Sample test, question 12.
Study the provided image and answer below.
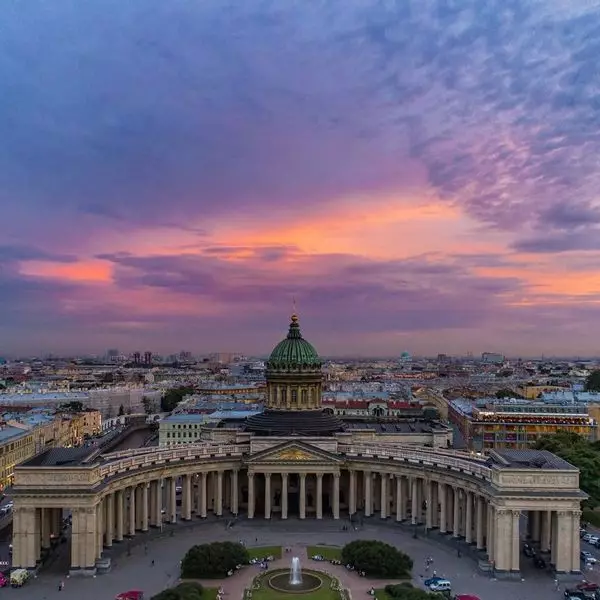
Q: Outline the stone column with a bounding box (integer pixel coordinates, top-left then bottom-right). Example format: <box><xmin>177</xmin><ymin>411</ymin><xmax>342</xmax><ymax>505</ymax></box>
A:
<box><xmin>487</xmin><ymin>505</ymin><xmax>495</xmax><ymax>562</ymax></box>
<box><xmin>431</xmin><ymin>481</ymin><xmax>439</xmax><ymax>528</ymax></box>
<box><xmin>453</xmin><ymin>487</ymin><xmax>460</xmax><ymax>536</ymax></box>
<box><xmin>380</xmin><ymin>475</ymin><xmax>388</xmax><ymax>519</ymax></box>
<box><xmin>248</xmin><ymin>472</ymin><xmax>255</xmax><ymax>519</ymax></box>
<box><xmin>476</xmin><ymin>496</ymin><xmax>484</xmax><ymax>549</ymax></box>
<box><xmin>494</xmin><ymin>509</ymin><xmax>512</xmax><ymax>572</ymax></box>
<box><xmin>264</xmin><ymin>473</ymin><xmax>271</xmax><ymax>519</ymax></box>
<box><xmin>396</xmin><ymin>476</ymin><xmax>404</xmax><ymax>521</ymax></box>
<box><xmin>364</xmin><ymin>471</ymin><xmax>372</xmax><ymax>516</ymax></box>
<box><xmin>333</xmin><ymin>473</ymin><xmax>340</xmax><ymax>520</ymax></box>
<box><xmin>11</xmin><ymin>507</ymin><xmax>24</xmax><ymax>568</ymax></box>
<box><xmin>129</xmin><ymin>487</ymin><xmax>136</xmax><ymax>537</ymax></box>
<box><xmin>105</xmin><ymin>493</ymin><xmax>114</xmax><ymax>546</ymax></box>
<box><xmin>281</xmin><ymin>473</ymin><xmax>289</xmax><ymax>519</ymax></box>
<box><xmin>182</xmin><ymin>475</ymin><xmax>192</xmax><ymax>520</ymax></box>
<box><xmin>316</xmin><ymin>474</ymin><xmax>323</xmax><ymax>519</ymax></box>
<box><xmin>511</xmin><ymin>510</ymin><xmax>520</xmax><ymax>572</ymax></box>
<box><xmin>170</xmin><ymin>478</ymin><xmax>177</xmax><ymax>523</ymax></box>
<box><xmin>411</xmin><ymin>477</ymin><xmax>418</xmax><ymax>525</ymax></box>
<box><xmin>141</xmin><ymin>484</ymin><xmax>149</xmax><ymax>531</ymax></box>
<box><xmin>151</xmin><ymin>480</ymin><xmax>160</xmax><ymax>527</ymax></box>
<box><xmin>231</xmin><ymin>470</ymin><xmax>239</xmax><ymax>515</ymax></box>
<box><xmin>425</xmin><ymin>480</ymin><xmax>433</xmax><ymax>528</ymax></box>
<box><xmin>531</xmin><ymin>510</ymin><xmax>541</xmax><ymax>543</ymax></box>
<box><xmin>215</xmin><ymin>471</ymin><xmax>223</xmax><ymax>516</ymax></box>
<box><xmin>96</xmin><ymin>501</ymin><xmax>104</xmax><ymax>559</ymax></box>
<box><xmin>116</xmin><ymin>490</ymin><xmax>124</xmax><ymax>541</ymax></box>
<box><xmin>541</xmin><ymin>510</ymin><xmax>551</xmax><ymax>553</ymax></box>
<box><xmin>349</xmin><ymin>470</ymin><xmax>357</xmax><ymax>515</ymax></box>
<box><xmin>571</xmin><ymin>510</ymin><xmax>582</xmax><ymax>572</ymax></box>
<box><xmin>439</xmin><ymin>483</ymin><xmax>447</xmax><ymax>533</ymax></box>
<box><xmin>465</xmin><ymin>491</ymin><xmax>473</xmax><ymax>543</ymax></box>
<box><xmin>299</xmin><ymin>473</ymin><xmax>306</xmax><ymax>519</ymax></box>
<box><xmin>556</xmin><ymin>511</ymin><xmax>572</xmax><ymax>572</ymax></box>
<box><xmin>200</xmin><ymin>473</ymin><xmax>208</xmax><ymax>518</ymax></box>
<box><xmin>135</xmin><ymin>486</ymin><xmax>143</xmax><ymax>530</ymax></box>
<box><xmin>73</xmin><ymin>507</ymin><xmax>97</xmax><ymax>570</ymax></box>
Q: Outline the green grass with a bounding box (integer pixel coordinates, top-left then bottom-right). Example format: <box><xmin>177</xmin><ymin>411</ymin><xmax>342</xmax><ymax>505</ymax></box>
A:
<box><xmin>306</xmin><ymin>545</ymin><xmax>342</xmax><ymax>561</ymax></box>
<box><xmin>249</xmin><ymin>571</ymin><xmax>339</xmax><ymax>600</ymax></box>
<box><xmin>247</xmin><ymin>545</ymin><xmax>283</xmax><ymax>560</ymax></box>
<box><xmin>203</xmin><ymin>588</ymin><xmax>220</xmax><ymax>600</ymax></box>
<box><xmin>583</xmin><ymin>508</ymin><xmax>600</xmax><ymax>528</ymax></box>
<box><xmin>374</xmin><ymin>590</ymin><xmax>392</xmax><ymax>600</ymax></box>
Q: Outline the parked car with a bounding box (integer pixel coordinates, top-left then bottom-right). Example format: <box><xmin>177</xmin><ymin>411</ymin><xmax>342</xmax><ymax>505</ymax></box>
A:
<box><xmin>577</xmin><ymin>583</ymin><xmax>599</xmax><ymax>592</ymax></box>
<box><xmin>0</xmin><ymin>573</ymin><xmax>8</xmax><ymax>588</ymax></box>
<box><xmin>583</xmin><ymin>534</ymin><xmax>599</xmax><ymax>545</ymax></box>
<box><xmin>581</xmin><ymin>551</ymin><xmax>597</xmax><ymax>564</ymax></box>
<box><xmin>428</xmin><ymin>580</ymin><xmax>452</xmax><ymax>592</ymax></box>
<box><xmin>424</xmin><ymin>577</ymin><xmax>445</xmax><ymax>587</ymax></box>
<box><xmin>565</xmin><ymin>590</ymin><xmax>588</xmax><ymax>600</ymax></box>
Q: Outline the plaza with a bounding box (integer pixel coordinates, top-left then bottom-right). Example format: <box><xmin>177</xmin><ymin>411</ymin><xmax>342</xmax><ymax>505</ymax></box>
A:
<box><xmin>22</xmin><ymin>519</ymin><xmax>580</xmax><ymax>600</ymax></box>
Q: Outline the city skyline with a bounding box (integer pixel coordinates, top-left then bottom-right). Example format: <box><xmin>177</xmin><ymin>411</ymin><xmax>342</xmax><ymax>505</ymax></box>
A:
<box><xmin>2</xmin><ymin>1</ymin><xmax>600</xmax><ymax>357</ymax></box>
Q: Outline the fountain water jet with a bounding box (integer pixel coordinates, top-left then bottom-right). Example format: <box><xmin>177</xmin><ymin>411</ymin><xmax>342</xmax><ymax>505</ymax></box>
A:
<box><xmin>290</xmin><ymin>556</ymin><xmax>302</xmax><ymax>585</ymax></box>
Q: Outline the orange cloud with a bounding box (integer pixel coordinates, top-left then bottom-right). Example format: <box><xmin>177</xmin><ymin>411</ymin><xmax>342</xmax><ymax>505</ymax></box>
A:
<box><xmin>19</xmin><ymin>260</ymin><xmax>113</xmax><ymax>283</ymax></box>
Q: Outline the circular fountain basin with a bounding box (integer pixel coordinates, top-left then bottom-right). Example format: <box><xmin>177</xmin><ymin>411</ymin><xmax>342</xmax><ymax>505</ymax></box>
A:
<box><xmin>267</xmin><ymin>569</ymin><xmax>323</xmax><ymax>594</ymax></box>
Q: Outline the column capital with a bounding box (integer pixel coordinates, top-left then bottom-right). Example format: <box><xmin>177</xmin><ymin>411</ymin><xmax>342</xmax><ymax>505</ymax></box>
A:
<box><xmin>572</xmin><ymin>510</ymin><xmax>582</xmax><ymax>517</ymax></box>
<box><xmin>248</xmin><ymin>471</ymin><xmax>254</xmax><ymax>480</ymax></box>
<box><xmin>316</xmin><ymin>473</ymin><xmax>323</xmax><ymax>480</ymax></box>
<box><xmin>264</xmin><ymin>472</ymin><xmax>271</xmax><ymax>480</ymax></box>
<box><xmin>299</xmin><ymin>472</ymin><xmax>307</xmax><ymax>480</ymax></box>
<box><xmin>333</xmin><ymin>472</ymin><xmax>340</xmax><ymax>479</ymax></box>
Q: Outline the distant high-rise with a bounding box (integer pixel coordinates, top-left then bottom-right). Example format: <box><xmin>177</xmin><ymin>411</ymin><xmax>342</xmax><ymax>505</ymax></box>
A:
<box><xmin>144</xmin><ymin>351</ymin><xmax>152</xmax><ymax>365</ymax></box>
<box><xmin>482</xmin><ymin>352</ymin><xmax>504</xmax><ymax>364</ymax></box>
<box><xmin>107</xmin><ymin>349</ymin><xmax>119</xmax><ymax>362</ymax></box>
<box><xmin>133</xmin><ymin>351</ymin><xmax>141</xmax><ymax>364</ymax></box>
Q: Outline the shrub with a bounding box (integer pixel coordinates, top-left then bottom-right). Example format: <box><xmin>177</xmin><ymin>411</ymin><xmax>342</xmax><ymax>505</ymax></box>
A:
<box><xmin>151</xmin><ymin>583</ymin><xmax>204</xmax><ymax>600</ymax></box>
<box><xmin>341</xmin><ymin>540</ymin><xmax>413</xmax><ymax>578</ymax></box>
<box><xmin>583</xmin><ymin>509</ymin><xmax>600</xmax><ymax>528</ymax></box>
<box><xmin>181</xmin><ymin>541</ymin><xmax>249</xmax><ymax>579</ymax></box>
<box><xmin>385</xmin><ymin>584</ymin><xmax>437</xmax><ymax>600</ymax></box>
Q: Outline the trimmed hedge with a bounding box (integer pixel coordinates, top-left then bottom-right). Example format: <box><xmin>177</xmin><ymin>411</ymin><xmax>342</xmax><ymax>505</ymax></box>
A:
<box><xmin>385</xmin><ymin>583</ymin><xmax>440</xmax><ymax>600</ymax></box>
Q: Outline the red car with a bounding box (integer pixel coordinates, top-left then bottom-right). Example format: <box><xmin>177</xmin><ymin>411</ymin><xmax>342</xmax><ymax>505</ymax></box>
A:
<box><xmin>577</xmin><ymin>584</ymin><xmax>599</xmax><ymax>592</ymax></box>
<box><xmin>0</xmin><ymin>574</ymin><xmax>8</xmax><ymax>588</ymax></box>
<box><xmin>116</xmin><ymin>592</ymin><xmax>144</xmax><ymax>600</ymax></box>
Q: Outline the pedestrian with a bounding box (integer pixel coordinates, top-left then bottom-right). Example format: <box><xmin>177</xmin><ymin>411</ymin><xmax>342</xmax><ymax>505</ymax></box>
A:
<box><xmin>144</xmin><ymin>543</ymin><xmax>148</xmax><ymax>555</ymax></box>
<box><xmin>425</xmin><ymin>562</ymin><xmax>429</xmax><ymax>572</ymax></box>
<box><xmin>151</xmin><ymin>559</ymin><xmax>155</xmax><ymax>567</ymax></box>
<box><xmin>554</xmin><ymin>579</ymin><xmax>559</xmax><ymax>591</ymax></box>
<box><xmin>432</xmin><ymin>570</ymin><xmax>437</xmax><ymax>577</ymax></box>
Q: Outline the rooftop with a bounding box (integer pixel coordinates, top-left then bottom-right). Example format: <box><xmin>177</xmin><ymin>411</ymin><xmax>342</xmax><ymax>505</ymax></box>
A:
<box><xmin>490</xmin><ymin>449</ymin><xmax>577</xmax><ymax>471</ymax></box>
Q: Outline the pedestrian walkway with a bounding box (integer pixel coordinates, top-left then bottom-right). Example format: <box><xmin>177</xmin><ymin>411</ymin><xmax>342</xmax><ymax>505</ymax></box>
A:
<box><xmin>22</xmin><ymin>521</ymin><xmax>577</xmax><ymax>600</ymax></box>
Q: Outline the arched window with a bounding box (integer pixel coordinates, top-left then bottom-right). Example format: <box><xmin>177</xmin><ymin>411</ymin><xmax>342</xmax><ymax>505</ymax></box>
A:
<box><xmin>291</xmin><ymin>389</ymin><xmax>298</xmax><ymax>404</ymax></box>
<box><xmin>301</xmin><ymin>389</ymin><xmax>308</xmax><ymax>405</ymax></box>
<box><xmin>280</xmin><ymin>387</ymin><xmax>287</xmax><ymax>404</ymax></box>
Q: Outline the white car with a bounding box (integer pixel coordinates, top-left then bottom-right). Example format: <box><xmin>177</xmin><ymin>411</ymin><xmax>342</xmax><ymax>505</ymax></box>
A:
<box><xmin>581</xmin><ymin>551</ymin><xmax>597</xmax><ymax>564</ymax></box>
<box><xmin>584</xmin><ymin>534</ymin><xmax>599</xmax><ymax>545</ymax></box>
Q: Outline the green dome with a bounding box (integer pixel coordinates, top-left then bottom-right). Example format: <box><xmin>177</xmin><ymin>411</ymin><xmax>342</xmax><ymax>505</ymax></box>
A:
<box><xmin>267</xmin><ymin>314</ymin><xmax>321</xmax><ymax>369</ymax></box>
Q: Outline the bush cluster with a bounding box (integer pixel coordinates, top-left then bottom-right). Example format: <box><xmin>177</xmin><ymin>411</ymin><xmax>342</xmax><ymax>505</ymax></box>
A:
<box><xmin>152</xmin><ymin>582</ymin><xmax>204</xmax><ymax>600</ymax></box>
<box><xmin>341</xmin><ymin>540</ymin><xmax>413</xmax><ymax>578</ymax></box>
<box><xmin>385</xmin><ymin>583</ymin><xmax>439</xmax><ymax>600</ymax></box>
<box><xmin>181</xmin><ymin>541</ymin><xmax>249</xmax><ymax>579</ymax></box>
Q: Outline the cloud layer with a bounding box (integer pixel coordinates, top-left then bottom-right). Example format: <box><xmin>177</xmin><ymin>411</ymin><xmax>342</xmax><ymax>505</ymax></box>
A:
<box><xmin>2</xmin><ymin>0</ymin><xmax>600</xmax><ymax>356</ymax></box>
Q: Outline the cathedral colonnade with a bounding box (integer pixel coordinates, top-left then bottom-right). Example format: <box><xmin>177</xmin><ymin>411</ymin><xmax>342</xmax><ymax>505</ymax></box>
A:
<box><xmin>10</xmin><ymin>442</ymin><xmax>585</xmax><ymax>579</ymax></box>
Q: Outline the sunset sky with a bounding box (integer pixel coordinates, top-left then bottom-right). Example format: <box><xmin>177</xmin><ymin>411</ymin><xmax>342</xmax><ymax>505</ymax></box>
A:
<box><xmin>2</xmin><ymin>0</ymin><xmax>600</xmax><ymax>358</ymax></box>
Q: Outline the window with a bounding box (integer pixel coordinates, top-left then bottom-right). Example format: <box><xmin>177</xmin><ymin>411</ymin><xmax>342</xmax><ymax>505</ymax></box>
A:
<box><xmin>291</xmin><ymin>389</ymin><xmax>297</xmax><ymax>403</ymax></box>
<box><xmin>301</xmin><ymin>389</ymin><xmax>308</xmax><ymax>404</ymax></box>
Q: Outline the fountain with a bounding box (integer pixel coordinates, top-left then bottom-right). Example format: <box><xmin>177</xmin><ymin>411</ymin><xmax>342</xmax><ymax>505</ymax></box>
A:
<box><xmin>290</xmin><ymin>557</ymin><xmax>302</xmax><ymax>586</ymax></box>
<box><xmin>267</xmin><ymin>557</ymin><xmax>323</xmax><ymax>593</ymax></box>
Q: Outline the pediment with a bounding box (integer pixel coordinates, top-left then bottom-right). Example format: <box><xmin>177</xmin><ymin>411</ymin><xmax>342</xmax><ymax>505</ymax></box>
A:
<box><xmin>246</xmin><ymin>441</ymin><xmax>342</xmax><ymax>464</ymax></box>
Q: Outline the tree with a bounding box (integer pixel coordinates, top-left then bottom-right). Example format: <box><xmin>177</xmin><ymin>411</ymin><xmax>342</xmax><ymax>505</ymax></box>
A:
<box><xmin>585</xmin><ymin>370</ymin><xmax>600</xmax><ymax>392</ymax></box>
<box><xmin>535</xmin><ymin>431</ymin><xmax>600</xmax><ymax>507</ymax></box>
<box><xmin>142</xmin><ymin>396</ymin><xmax>153</xmax><ymax>414</ymax></box>
<box><xmin>161</xmin><ymin>386</ymin><xmax>195</xmax><ymax>412</ymax></box>
<box><xmin>118</xmin><ymin>404</ymin><xmax>125</xmax><ymax>416</ymax></box>
<box><xmin>181</xmin><ymin>542</ymin><xmax>249</xmax><ymax>579</ymax></box>
<box><xmin>495</xmin><ymin>388</ymin><xmax>523</xmax><ymax>399</ymax></box>
<box><xmin>341</xmin><ymin>540</ymin><xmax>413</xmax><ymax>578</ymax></box>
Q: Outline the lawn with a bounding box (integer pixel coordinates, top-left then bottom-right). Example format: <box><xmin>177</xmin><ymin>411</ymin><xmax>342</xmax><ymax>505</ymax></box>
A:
<box><xmin>204</xmin><ymin>588</ymin><xmax>220</xmax><ymax>600</ymax></box>
<box><xmin>306</xmin><ymin>545</ymin><xmax>342</xmax><ymax>561</ymax></box>
<box><xmin>247</xmin><ymin>545</ymin><xmax>283</xmax><ymax>560</ymax></box>
<box><xmin>249</xmin><ymin>571</ymin><xmax>340</xmax><ymax>600</ymax></box>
